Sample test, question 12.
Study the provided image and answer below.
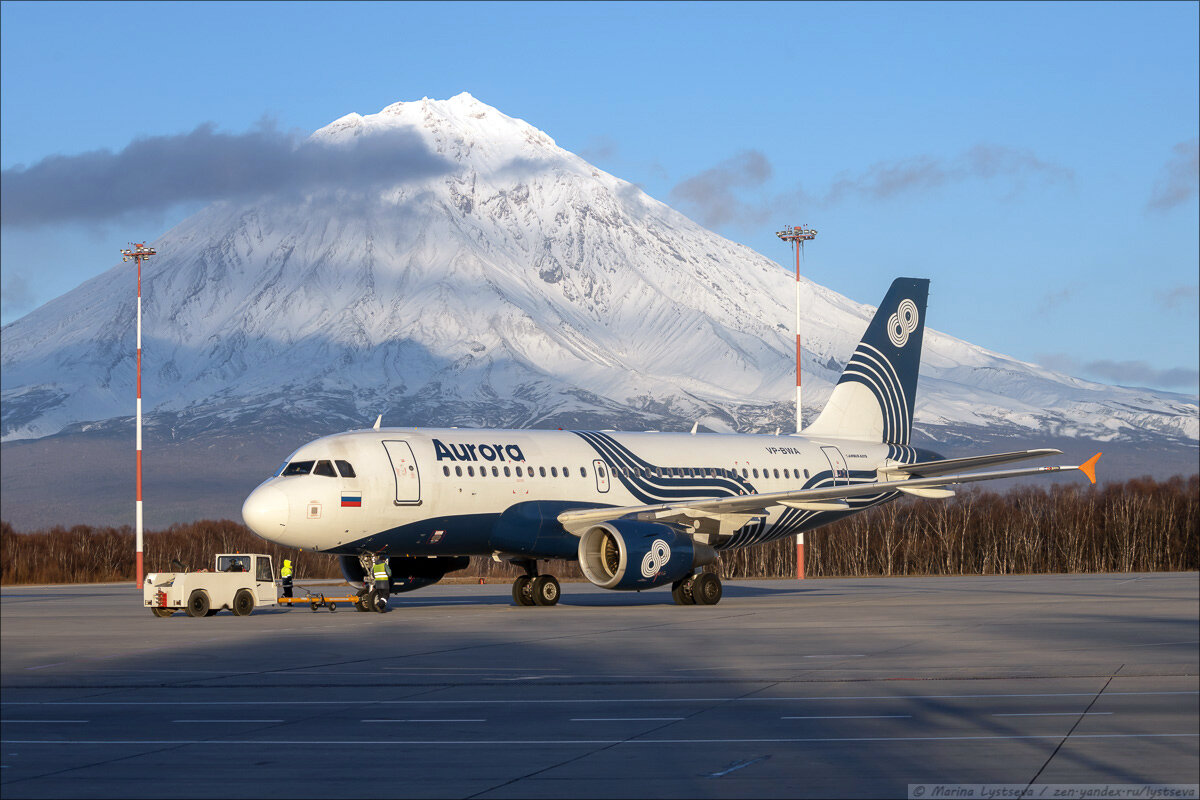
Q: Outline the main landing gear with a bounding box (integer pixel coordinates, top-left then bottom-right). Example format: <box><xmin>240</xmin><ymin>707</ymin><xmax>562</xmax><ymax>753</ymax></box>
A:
<box><xmin>512</xmin><ymin>561</ymin><xmax>560</xmax><ymax>606</ymax></box>
<box><xmin>672</xmin><ymin>572</ymin><xmax>723</xmax><ymax>605</ymax></box>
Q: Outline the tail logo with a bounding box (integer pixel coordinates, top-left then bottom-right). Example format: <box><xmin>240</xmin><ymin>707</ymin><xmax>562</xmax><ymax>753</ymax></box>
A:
<box><xmin>887</xmin><ymin>299</ymin><xmax>920</xmax><ymax>348</ymax></box>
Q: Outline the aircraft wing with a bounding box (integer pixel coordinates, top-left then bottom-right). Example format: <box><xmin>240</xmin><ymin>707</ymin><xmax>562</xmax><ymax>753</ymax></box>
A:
<box><xmin>557</xmin><ymin>452</ymin><xmax>1101</xmax><ymax>537</ymax></box>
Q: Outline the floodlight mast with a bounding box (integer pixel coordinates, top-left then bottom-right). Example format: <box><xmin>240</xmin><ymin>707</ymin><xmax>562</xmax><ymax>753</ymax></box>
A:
<box><xmin>775</xmin><ymin>225</ymin><xmax>816</xmax><ymax>433</ymax></box>
<box><xmin>121</xmin><ymin>243</ymin><xmax>156</xmax><ymax>588</ymax></box>
<box><xmin>775</xmin><ymin>224</ymin><xmax>816</xmax><ymax>581</ymax></box>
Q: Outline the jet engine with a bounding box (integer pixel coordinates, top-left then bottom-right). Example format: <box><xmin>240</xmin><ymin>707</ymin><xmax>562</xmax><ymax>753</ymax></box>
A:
<box><xmin>338</xmin><ymin>555</ymin><xmax>470</xmax><ymax>594</ymax></box>
<box><xmin>578</xmin><ymin>519</ymin><xmax>716</xmax><ymax>591</ymax></box>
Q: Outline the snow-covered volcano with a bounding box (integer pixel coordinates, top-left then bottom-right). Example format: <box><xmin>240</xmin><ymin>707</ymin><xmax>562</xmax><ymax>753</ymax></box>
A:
<box><xmin>2</xmin><ymin>93</ymin><xmax>1197</xmax><ymax>449</ymax></box>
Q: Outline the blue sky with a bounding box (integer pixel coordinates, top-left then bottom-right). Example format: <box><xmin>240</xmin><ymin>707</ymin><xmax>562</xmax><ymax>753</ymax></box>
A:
<box><xmin>2</xmin><ymin>1</ymin><xmax>1197</xmax><ymax>393</ymax></box>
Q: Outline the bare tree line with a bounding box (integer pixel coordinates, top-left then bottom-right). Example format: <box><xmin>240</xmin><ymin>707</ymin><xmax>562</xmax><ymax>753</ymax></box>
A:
<box><xmin>2</xmin><ymin>476</ymin><xmax>1195</xmax><ymax>585</ymax></box>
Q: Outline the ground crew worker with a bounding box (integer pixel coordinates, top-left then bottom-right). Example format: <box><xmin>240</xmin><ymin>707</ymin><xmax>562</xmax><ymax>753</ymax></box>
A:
<box><xmin>372</xmin><ymin>556</ymin><xmax>391</xmax><ymax>599</ymax></box>
<box><xmin>280</xmin><ymin>559</ymin><xmax>293</xmax><ymax>598</ymax></box>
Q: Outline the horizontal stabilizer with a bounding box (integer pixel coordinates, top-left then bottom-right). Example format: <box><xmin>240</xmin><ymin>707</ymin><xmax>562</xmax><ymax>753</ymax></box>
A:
<box><xmin>878</xmin><ymin>449</ymin><xmax>1062</xmax><ymax>479</ymax></box>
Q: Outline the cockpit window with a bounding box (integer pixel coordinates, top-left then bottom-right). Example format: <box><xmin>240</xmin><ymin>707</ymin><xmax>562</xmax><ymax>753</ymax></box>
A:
<box><xmin>282</xmin><ymin>460</ymin><xmax>314</xmax><ymax>476</ymax></box>
<box><xmin>313</xmin><ymin>460</ymin><xmax>336</xmax><ymax>478</ymax></box>
<box><xmin>335</xmin><ymin>460</ymin><xmax>356</xmax><ymax>478</ymax></box>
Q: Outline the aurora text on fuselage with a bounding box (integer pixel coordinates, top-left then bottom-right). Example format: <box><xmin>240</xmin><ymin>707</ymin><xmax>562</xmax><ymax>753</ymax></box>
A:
<box><xmin>432</xmin><ymin>439</ymin><xmax>527</xmax><ymax>463</ymax></box>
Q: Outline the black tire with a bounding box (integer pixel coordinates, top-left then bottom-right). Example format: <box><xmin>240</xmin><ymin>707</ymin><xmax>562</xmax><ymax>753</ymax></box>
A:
<box><xmin>671</xmin><ymin>576</ymin><xmax>697</xmax><ymax>605</ymax></box>
<box><xmin>151</xmin><ymin>607</ymin><xmax>175</xmax><ymax>618</ymax></box>
<box><xmin>372</xmin><ymin>592</ymin><xmax>389</xmax><ymax>613</ymax></box>
<box><xmin>532</xmin><ymin>575</ymin><xmax>560</xmax><ymax>606</ymax></box>
<box><xmin>512</xmin><ymin>575</ymin><xmax>534</xmax><ymax>606</ymax></box>
<box><xmin>185</xmin><ymin>590</ymin><xmax>210</xmax><ymax>618</ymax></box>
<box><xmin>232</xmin><ymin>589</ymin><xmax>255</xmax><ymax>617</ymax></box>
<box><xmin>693</xmin><ymin>573</ymin><xmax>723</xmax><ymax>605</ymax></box>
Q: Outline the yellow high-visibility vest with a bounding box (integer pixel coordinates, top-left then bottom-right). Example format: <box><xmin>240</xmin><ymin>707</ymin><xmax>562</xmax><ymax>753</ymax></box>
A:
<box><xmin>373</xmin><ymin>562</ymin><xmax>390</xmax><ymax>580</ymax></box>
<box><xmin>281</xmin><ymin>561</ymin><xmax>293</xmax><ymax>578</ymax></box>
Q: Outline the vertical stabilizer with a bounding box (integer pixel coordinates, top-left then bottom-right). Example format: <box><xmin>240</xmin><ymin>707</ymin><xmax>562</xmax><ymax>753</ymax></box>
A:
<box><xmin>803</xmin><ymin>277</ymin><xmax>930</xmax><ymax>445</ymax></box>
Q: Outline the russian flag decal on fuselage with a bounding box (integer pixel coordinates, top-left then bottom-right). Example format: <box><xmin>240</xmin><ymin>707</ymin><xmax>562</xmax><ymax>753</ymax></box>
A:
<box><xmin>341</xmin><ymin>492</ymin><xmax>362</xmax><ymax>508</ymax></box>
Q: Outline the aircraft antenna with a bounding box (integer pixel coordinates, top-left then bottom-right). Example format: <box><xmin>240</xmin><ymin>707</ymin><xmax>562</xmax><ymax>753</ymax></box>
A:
<box><xmin>121</xmin><ymin>242</ymin><xmax>156</xmax><ymax>589</ymax></box>
<box><xmin>775</xmin><ymin>224</ymin><xmax>816</xmax><ymax>581</ymax></box>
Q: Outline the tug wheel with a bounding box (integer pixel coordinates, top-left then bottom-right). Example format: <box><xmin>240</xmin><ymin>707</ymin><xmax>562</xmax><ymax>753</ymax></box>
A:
<box><xmin>185</xmin><ymin>590</ymin><xmax>210</xmax><ymax>618</ymax></box>
<box><xmin>232</xmin><ymin>589</ymin><xmax>255</xmax><ymax>617</ymax></box>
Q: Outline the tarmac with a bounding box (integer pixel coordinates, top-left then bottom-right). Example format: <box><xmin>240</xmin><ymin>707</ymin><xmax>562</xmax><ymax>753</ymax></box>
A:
<box><xmin>2</xmin><ymin>572</ymin><xmax>1197</xmax><ymax>798</ymax></box>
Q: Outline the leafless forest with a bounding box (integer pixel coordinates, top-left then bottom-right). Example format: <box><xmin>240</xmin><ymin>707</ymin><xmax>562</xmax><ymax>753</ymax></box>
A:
<box><xmin>2</xmin><ymin>476</ymin><xmax>1195</xmax><ymax>585</ymax></box>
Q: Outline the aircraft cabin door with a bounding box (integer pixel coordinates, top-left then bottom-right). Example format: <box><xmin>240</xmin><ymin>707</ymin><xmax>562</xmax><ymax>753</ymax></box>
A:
<box><xmin>821</xmin><ymin>446</ymin><xmax>849</xmax><ymax>486</ymax></box>
<box><xmin>593</xmin><ymin>460</ymin><xmax>610</xmax><ymax>493</ymax></box>
<box><xmin>382</xmin><ymin>440</ymin><xmax>421</xmax><ymax>505</ymax></box>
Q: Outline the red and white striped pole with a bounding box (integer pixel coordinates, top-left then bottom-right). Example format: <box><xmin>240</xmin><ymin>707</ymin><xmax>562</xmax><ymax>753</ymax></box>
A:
<box><xmin>793</xmin><ymin>239</ymin><xmax>803</xmax><ymax>433</ymax></box>
<box><xmin>122</xmin><ymin>243</ymin><xmax>155</xmax><ymax>588</ymax></box>
<box><xmin>775</xmin><ymin>225</ymin><xmax>816</xmax><ymax>580</ymax></box>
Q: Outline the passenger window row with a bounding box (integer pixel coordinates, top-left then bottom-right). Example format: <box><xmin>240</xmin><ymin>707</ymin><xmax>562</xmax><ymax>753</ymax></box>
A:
<box><xmin>438</xmin><ymin>464</ymin><xmax>813</xmax><ymax>481</ymax></box>
<box><xmin>602</xmin><ymin>465</ymin><xmax>812</xmax><ymax>480</ymax></box>
<box><xmin>280</xmin><ymin>459</ymin><xmax>357</xmax><ymax>478</ymax></box>
<box><xmin>442</xmin><ymin>465</ymin><xmax>585</xmax><ymax>479</ymax></box>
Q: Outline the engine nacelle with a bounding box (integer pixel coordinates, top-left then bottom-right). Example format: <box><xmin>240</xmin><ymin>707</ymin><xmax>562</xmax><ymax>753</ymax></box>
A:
<box><xmin>578</xmin><ymin>519</ymin><xmax>716</xmax><ymax>591</ymax></box>
<box><xmin>338</xmin><ymin>555</ymin><xmax>470</xmax><ymax>594</ymax></box>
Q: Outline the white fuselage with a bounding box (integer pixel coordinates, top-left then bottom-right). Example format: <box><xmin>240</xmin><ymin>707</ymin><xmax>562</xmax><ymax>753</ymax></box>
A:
<box><xmin>242</xmin><ymin>427</ymin><xmax>925</xmax><ymax>558</ymax></box>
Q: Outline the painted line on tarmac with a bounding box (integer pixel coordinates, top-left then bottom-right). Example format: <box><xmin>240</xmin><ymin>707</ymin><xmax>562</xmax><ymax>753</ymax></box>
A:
<box><xmin>361</xmin><ymin>719</ymin><xmax>486</xmax><ymax>723</ymax></box>
<box><xmin>783</xmin><ymin>715</ymin><xmax>912</xmax><ymax>719</ymax></box>
<box><xmin>3</xmin><ymin>733</ymin><xmax>1196</xmax><ymax>746</ymax></box>
<box><xmin>992</xmin><ymin>712</ymin><xmax>1114</xmax><ymax>717</ymax></box>
<box><xmin>709</xmin><ymin>756</ymin><xmax>769</xmax><ymax>777</ymax></box>
<box><xmin>4</xmin><ymin>720</ymin><xmax>88</xmax><ymax>723</ymax></box>
<box><xmin>803</xmin><ymin>655</ymin><xmax>867</xmax><ymax>659</ymax></box>
<box><xmin>172</xmin><ymin>719</ymin><xmax>284</xmax><ymax>723</ymax></box>
<box><xmin>570</xmin><ymin>718</ymin><xmax>686</xmax><ymax>722</ymax></box>
<box><xmin>7</xmin><ymin>690</ymin><xmax>1194</xmax><ymax>707</ymax></box>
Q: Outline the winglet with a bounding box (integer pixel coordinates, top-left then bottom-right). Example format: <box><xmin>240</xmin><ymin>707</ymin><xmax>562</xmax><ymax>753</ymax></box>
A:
<box><xmin>1078</xmin><ymin>452</ymin><xmax>1101</xmax><ymax>485</ymax></box>
<box><xmin>373</xmin><ymin>415</ymin><xmax>382</xmax><ymax>431</ymax></box>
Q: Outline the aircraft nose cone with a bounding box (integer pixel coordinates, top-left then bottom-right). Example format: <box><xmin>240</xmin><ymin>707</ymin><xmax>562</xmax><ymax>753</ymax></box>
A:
<box><xmin>242</xmin><ymin>485</ymin><xmax>289</xmax><ymax>540</ymax></box>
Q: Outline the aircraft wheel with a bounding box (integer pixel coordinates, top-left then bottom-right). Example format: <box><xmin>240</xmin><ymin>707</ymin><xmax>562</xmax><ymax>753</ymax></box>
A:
<box><xmin>671</xmin><ymin>576</ymin><xmax>696</xmax><ymax>605</ymax></box>
<box><xmin>354</xmin><ymin>589</ymin><xmax>371</xmax><ymax>612</ymax></box>
<box><xmin>372</xmin><ymin>592</ymin><xmax>389</xmax><ymax>613</ymax></box>
<box><xmin>232</xmin><ymin>589</ymin><xmax>255</xmax><ymax>617</ymax></box>
<box><xmin>151</xmin><ymin>607</ymin><xmax>175</xmax><ymax>618</ymax></box>
<box><xmin>531</xmin><ymin>575</ymin><xmax>560</xmax><ymax>606</ymax></box>
<box><xmin>512</xmin><ymin>575</ymin><xmax>535</xmax><ymax>606</ymax></box>
<box><xmin>693</xmin><ymin>573</ymin><xmax>723</xmax><ymax>605</ymax></box>
<box><xmin>185</xmin><ymin>590</ymin><xmax>210</xmax><ymax>618</ymax></box>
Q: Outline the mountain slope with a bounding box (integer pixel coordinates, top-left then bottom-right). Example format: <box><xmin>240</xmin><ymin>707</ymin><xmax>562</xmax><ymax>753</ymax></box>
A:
<box><xmin>3</xmin><ymin>93</ymin><xmax>1197</xmax><ymax>453</ymax></box>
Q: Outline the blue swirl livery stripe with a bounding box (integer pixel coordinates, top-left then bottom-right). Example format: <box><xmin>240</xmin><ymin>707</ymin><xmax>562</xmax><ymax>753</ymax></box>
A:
<box><xmin>572</xmin><ymin>431</ymin><xmax>755</xmax><ymax>505</ymax></box>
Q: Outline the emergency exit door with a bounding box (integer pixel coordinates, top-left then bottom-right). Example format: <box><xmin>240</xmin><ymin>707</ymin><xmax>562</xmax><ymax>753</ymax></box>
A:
<box><xmin>382</xmin><ymin>440</ymin><xmax>421</xmax><ymax>504</ymax></box>
<box><xmin>593</xmin><ymin>459</ymin><xmax>610</xmax><ymax>493</ymax></box>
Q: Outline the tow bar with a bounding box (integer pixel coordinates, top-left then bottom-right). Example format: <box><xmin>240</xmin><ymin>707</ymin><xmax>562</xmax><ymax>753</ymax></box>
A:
<box><xmin>277</xmin><ymin>594</ymin><xmax>361</xmax><ymax>612</ymax></box>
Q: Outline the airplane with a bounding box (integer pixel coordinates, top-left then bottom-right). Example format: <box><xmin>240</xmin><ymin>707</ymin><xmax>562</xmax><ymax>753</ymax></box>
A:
<box><xmin>241</xmin><ymin>277</ymin><xmax>1101</xmax><ymax>610</ymax></box>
